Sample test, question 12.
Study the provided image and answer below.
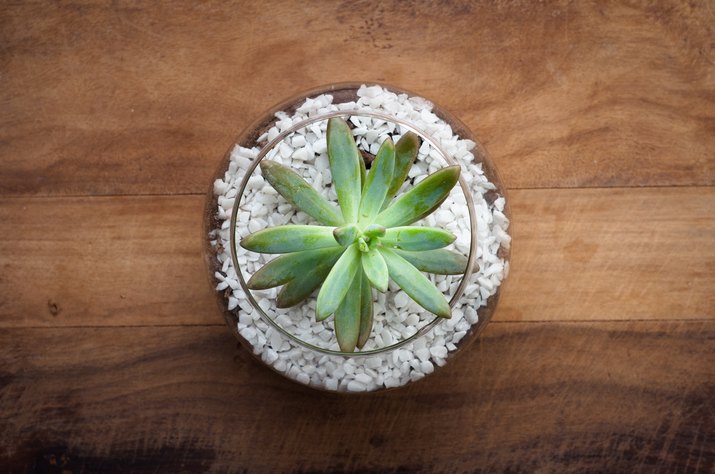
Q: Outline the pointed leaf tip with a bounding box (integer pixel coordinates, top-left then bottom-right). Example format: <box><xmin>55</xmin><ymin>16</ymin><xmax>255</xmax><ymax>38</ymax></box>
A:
<box><xmin>383</xmin><ymin>131</ymin><xmax>421</xmax><ymax>208</ymax></box>
<box><xmin>380</xmin><ymin>247</ymin><xmax>451</xmax><ymax>319</ymax></box>
<box><xmin>259</xmin><ymin>160</ymin><xmax>343</xmax><ymax>226</ymax></box>
<box><xmin>359</xmin><ymin>137</ymin><xmax>395</xmax><ymax>223</ymax></box>
<box><xmin>381</xmin><ymin>226</ymin><xmax>456</xmax><ymax>251</ymax></box>
<box><xmin>333</xmin><ymin>223</ymin><xmax>360</xmax><ymax>247</ymax></box>
<box><xmin>275</xmin><ymin>263</ymin><xmax>335</xmax><ymax>308</ymax></box>
<box><xmin>327</xmin><ymin>117</ymin><xmax>362</xmax><ymax>223</ymax></box>
<box><xmin>246</xmin><ymin>247</ymin><xmax>343</xmax><ymax>290</ymax></box>
<box><xmin>376</xmin><ymin>165</ymin><xmax>461</xmax><ymax>228</ymax></box>
<box><xmin>240</xmin><ymin>225</ymin><xmax>338</xmax><ymax>253</ymax></box>
<box><xmin>394</xmin><ymin>248</ymin><xmax>468</xmax><ymax>275</ymax></box>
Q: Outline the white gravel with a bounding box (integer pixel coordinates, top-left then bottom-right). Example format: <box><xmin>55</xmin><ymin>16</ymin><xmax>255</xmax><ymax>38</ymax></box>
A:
<box><xmin>210</xmin><ymin>84</ymin><xmax>510</xmax><ymax>392</ymax></box>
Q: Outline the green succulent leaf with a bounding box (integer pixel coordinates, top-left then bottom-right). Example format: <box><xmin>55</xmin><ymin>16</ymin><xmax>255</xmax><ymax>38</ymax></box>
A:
<box><xmin>316</xmin><ymin>243</ymin><xmax>360</xmax><ymax>321</ymax></box>
<box><xmin>380</xmin><ymin>247</ymin><xmax>451</xmax><ymax>318</ymax></box>
<box><xmin>247</xmin><ymin>247</ymin><xmax>344</xmax><ymax>290</ymax></box>
<box><xmin>260</xmin><ymin>160</ymin><xmax>344</xmax><ymax>226</ymax></box>
<box><xmin>363</xmin><ymin>224</ymin><xmax>386</xmax><ymax>240</ymax></box>
<box><xmin>383</xmin><ymin>132</ymin><xmax>420</xmax><ymax>209</ymax></box>
<box><xmin>240</xmin><ymin>225</ymin><xmax>338</xmax><ymax>254</ymax></box>
<box><xmin>276</xmin><ymin>264</ymin><xmax>334</xmax><ymax>308</ymax></box>
<box><xmin>357</xmin><ymin>271</ymin><xmax>374</xmax><ymax>349</ymax></box>
<box><xmin>360</xmin><ymin>247</ymin><xmax>389</xmax><ymax>292</ymax></box>
<box><xmin>333</xmin><ymin>223</ymin><xmax>360</xmax><ymax>247</ymax></box>
<box><xmin>381</xmin><ymin>226</ymin><xmax>456</xmax><ymax>251</ymax></box>
<box><xmin>359</xmin><ymin>137</ymin><xmax>395</xmax><ymax>223</ymax></box>
<box><xmin>375</xmin><ymin>165</ymin><xmax>460</xmax><ymax>228</ymax></box>
<box><xmin>327</xmin><ymin>117</ymin><xmax>362</xmax><ymax>223</ymax></box>
<box><xmin>335</xmin><ymin>270</ymin><xmax>362</xmax><ymax>352</ymax></box>
<box><xmin>357</xmin><ymin>237</ymin><xmax>369</xmax><ymax>252</ymax></box>
<box><xmin>393</xmin><ymin>248</ymin><xmax>468</xmax><ymax>275</ymax></box>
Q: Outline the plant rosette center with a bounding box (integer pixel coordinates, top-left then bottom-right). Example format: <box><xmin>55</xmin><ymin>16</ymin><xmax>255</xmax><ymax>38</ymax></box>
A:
<box><xmin>239</xmin><ymin>116</ymin><xmax>469</xmax><ymax>353</ymax></box>
<box><xmin>333</xmin><ymin>223</ymin><xmax>385</xmax><ymax>252</ymax></box>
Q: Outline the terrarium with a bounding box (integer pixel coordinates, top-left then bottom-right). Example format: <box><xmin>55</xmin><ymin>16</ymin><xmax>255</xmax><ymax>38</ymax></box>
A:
<box><xmin>203</xmin><ymin>83</ymin><xmax>511</xmax><ymax>392</ymax></box>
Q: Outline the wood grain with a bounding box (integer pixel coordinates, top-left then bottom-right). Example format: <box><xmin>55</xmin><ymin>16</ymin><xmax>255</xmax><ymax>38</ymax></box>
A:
<box><xmin>2</xmin><ymin>2</ymin><xmax>714</xmax><ymax>471</ymax></box>
<box><xmin>0</xmin><ymin>195</ymin><xmax>218</xmax><ymax>327</ymax></box>
<box><xmin>2</xmin><ymin>187</ymin><xmax>712</xmax><ymax>328</ymax></box>
<box><xmin>1</xmin><ymin>0</ymin><xmax>713</xmax><ymax>196</ymax></box>
<box><xmin>1</xmin><ymin>322</ymin><xmax>712</xmax><ymax>473</ymax></box>
<box><xmin>501</xmin><ymin>186</ymin><xmax>715</xmax><ymax>321</ymax></box>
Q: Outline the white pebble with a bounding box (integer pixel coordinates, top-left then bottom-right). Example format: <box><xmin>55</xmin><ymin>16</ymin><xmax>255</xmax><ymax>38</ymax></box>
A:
<box><xmin>354</xmin><ymin>373</ymin><xmax>373</xmax><ymax>385</ymax></box>
<box><xmin>213</xmin><ymin>179</ymin><xmax>228</xmax><ymax>195</ymax></box>
<box><xmin>247</xmin><ymin>219</ymin><xmax>263</xmax><ymax>233</ymax></box>
<box><xmin>246</xmin><ymin>176</ymin><xmax>264</xmax><ymax>190</ymax></box>
<box><xmin>325</xmin><ymin>378</ymin><xmax>339</xmax><ymax>391</ymax></box>
<box><xmin>292</xmin><ymin>146</ymin><xmax>311</xmax><ymax>161</ymax></box>
<box><xmin>264</xmin><ymin>349</ymin><xmax>278</xmax><ymax>365</ymax></box>
<box><xmin>227</xmin><ymin>297</ymin><xmax>239</xmax><ymax>311</ymax></box>
<box><xmin>453</xmin><ymin>331</ymin><xmax>467</xmax><ymax>344</ymax></box>
<box><xmin>291</xmin><ymin>135</ymin><xmax>307</xmax><ymax>148</ymax></box>
<box><xmin>239</xmin><ymin>326</ymin><xmax>257</xmax><ymax>342</ymax></box>
<box><xmin>415</xmin><ymin>348</ymin><xmax>431</xmax><ymax>362</ymax></box>
<box><xmin>366</xmin><ymin>357</ymin><xmax>383</xmax><ymax>369</ymax></box>
<box><xmin>398</xmin><ymin>349</ymin><xmax>413</xmax><ymax>362</ymax></box>
<box><xmin>420</xmin><ymin>360</ymin><xmax>434</xmax><ymax>374</ymax></box>
<box><xmin>465</xmin><ymin>307</ymin><xmax>479</xmax><ymax>324</ymax></box>
<box><xmin>381</xmin><ymin>329</ymin><xmax>394</xmax><ymax>346</ymax></box>
<box><xmin>394</xmin><ymin>292</ymin><xmax>410</xmax><ymax>308</ymax></box>
<box><xmin>269</xmin><ymin>329</ymin><xmax>283</xmax><ymax>350</ymax></box>
<box><xmin>347</xmin><ymin>380</ymin><xmax>367</xmax><ymax>392</ymax></box>
<box><xmin>477</xmin><ymin>276</ymin><xmax>495</xmax><ymax>291</ymax></box>
<box><xmin>430</xmin><ymin>346</ymin><xmax>448</xmax><ymax>359</ymax></box>
<box><xmin>404</xmin><ymin>314</ymin><xmax>420</xmax><ymax>326</ymax></box>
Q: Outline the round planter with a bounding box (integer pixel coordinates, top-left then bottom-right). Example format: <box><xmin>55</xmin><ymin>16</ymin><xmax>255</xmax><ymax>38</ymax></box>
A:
<box><xmin>204</xmin><ymin>83</ymin><xmax>511</xmax><ymax>392</ymax></box>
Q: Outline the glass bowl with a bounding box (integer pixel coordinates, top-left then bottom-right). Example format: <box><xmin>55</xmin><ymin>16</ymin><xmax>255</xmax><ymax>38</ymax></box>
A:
<box><xmin>203</xmin><ymin>83</ymin><xmax>511</xmax><ymax>392</ymax></box>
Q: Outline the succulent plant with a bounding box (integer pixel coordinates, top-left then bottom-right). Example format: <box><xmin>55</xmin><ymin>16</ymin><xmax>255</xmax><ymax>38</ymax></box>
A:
<box><xmin>240</xmin><ymin>117</ymin><xmax>468</xmax><ymax>352</ymax></box>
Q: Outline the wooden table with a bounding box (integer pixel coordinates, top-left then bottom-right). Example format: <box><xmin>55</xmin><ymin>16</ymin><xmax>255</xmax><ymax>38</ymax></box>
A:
<box><xmin>1</xmin><ymin>1</ymin><xmax>713</xmax><ymax>472</ymax></box>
